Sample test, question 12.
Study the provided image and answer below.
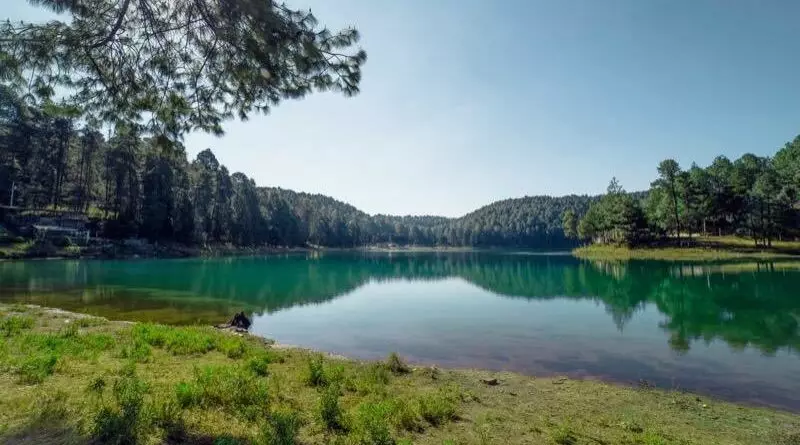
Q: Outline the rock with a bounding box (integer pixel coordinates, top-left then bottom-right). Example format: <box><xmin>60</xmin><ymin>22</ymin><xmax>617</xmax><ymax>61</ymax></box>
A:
<box><xmin>481</xmin><ymin>377</ymin><xmax>499</xmax><ymax>386</ymax></box>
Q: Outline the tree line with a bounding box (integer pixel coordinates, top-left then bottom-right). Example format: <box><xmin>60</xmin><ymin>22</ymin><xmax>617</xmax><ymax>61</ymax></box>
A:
<box><xmin>1</xmin><ymin>88</ymin><xmax>596</xmax><ymax>248</ymax></box>
<box><xmin>568</xmin><ymin>140</ymin><xmax>800</xmax><ymax>247</ymax></box>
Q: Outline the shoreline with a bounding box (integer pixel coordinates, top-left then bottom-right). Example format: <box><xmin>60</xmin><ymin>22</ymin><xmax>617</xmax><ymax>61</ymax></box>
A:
<box><xmin>0</xmin><ymin>241</ymin><xmax>565</xmax><ymax>262</ymax></box>
<box><xmin>1</xmin><ymin>303</ymin><xmax>798</xmax><ymax>444</ymax></box>
<box><xmin>573</xmin><ymin>239</ymin><xmax>800</xmax><ymax>262</ymax></box>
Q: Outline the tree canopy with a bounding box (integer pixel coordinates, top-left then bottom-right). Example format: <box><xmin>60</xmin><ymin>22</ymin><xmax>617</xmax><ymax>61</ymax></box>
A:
<box><xmin>569</xmin><ymin>144</ymin><xmax>800</xmax><ymax>248</ymax></box>
<box><xmin>0</xmin><ymin>0</ymin><xmax>366</xmax><ymax>137</ymax></box>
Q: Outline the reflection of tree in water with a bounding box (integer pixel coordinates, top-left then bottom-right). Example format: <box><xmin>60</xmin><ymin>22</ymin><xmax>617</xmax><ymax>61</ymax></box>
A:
<box><xmin>0</xmin><ymin>253</ymin><xmax>798</xmax><ymax>353</ymax></box>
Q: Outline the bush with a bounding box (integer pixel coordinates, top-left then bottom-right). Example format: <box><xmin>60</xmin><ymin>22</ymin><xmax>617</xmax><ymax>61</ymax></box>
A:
<box><xmin>353</xmin><ymin>402</ymin><xmax>395</xmax><ymax>445</ymax></box>
<box><xmin>384</xmin><ymin>352</ymin><xmax>411</xmax><ymax>375</ymax></box>
<box><xmin>247</xmin><ymin>353</ymin><xmax>273</xmax><ymax>377</ymax></box>
<box><xmin>92</xmin><ymin>373</ymin><xmax>149</xmax><ymax>445</ymax></box>
<box><xmin>0</xmin><ymin>315</ymin><xmax>34</xmax><ymax>337</ymax></box>
<box><xmin>319</xmin><ymin>385</ymin><xmax>345</xmax><ymax>431</ymax></box>
<box><xmin>304</xmin><ymin>355</ymin><xmax>328</xmax><ymax>387</ymax></box>
<box><xmin>260</xmin><ymin>409</ymin><xmax>301</xmax><ymax>445</ymax></box>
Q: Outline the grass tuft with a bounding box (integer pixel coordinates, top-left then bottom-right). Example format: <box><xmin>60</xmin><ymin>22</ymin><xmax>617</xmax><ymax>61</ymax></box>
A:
<box><xmin>318</xmin><ymin>385</ymin><xmax>346</xmax><ymax>431</ymax></box>
<box><xmin>91</xmin><ymin>372</ymin><xmax>149</xmax><ymax>445</ymax></box>
<box><xmin>259</xmin><ymin>409</ymin><xmax>301</xmax><ymax>445</ymax></box>
<box><xmin>177</xmin><ymin>365</ymin><xmax>270</xmax><ymax>418</ymax></box>
<box><xmin>550</xmin><ymin>421</ymin><xmax>576</xmax><ymax>445</ymax></box>
<box><xmin>17</xmin><ymin>352</ymin><xmax>59</xmax><ymax>384</ymax></box>
<box><xmin>416</xmin><ymin>389</ymin><xmax>458</xmax><ymax>426</ymax></box>
<box><xmin>304</xmin><ymin>355</ymin><xmax>328</xmax><ymax>387</ymax></box>
<box><xmin>353</xmin><ymin>401</ymin><xmax>395</xmax><ymax>445</ymax></box>
<box><xmin>0</xmin><ymin>315</ymin><xmax>34</xmax><ymax>337</ymax></box>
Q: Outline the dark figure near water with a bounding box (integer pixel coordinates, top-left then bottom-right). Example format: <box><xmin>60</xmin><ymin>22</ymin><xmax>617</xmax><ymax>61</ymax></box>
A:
<box><xmin>229</xmin><ymin>312</ymin><xmax>252</xmax><ymax>329</ymax></box>
<box><xmin>216</xmin><ymin>312</ymin><xmax>252</xmax><ymax>332</ymax></box>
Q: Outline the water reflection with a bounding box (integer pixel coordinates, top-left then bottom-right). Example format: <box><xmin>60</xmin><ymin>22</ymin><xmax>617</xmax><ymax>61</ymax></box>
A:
<box><xmin>0</xmin><ymin>253</ymin><xmax>798</xmax><ymax>356</ymax></box>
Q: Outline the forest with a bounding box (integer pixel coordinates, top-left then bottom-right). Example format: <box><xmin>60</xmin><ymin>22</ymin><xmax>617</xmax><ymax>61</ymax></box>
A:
<box><xmin>0</xmin><ymin>88</ymin><xmax>593</xmax><ymax>249</ymax></box>
<box><xmin>568</xmin><ymin>140</ymin><xmax>800</xmax><ymax>248</ymax></box>
<box><xmin>5</xmin><ymin>86</ymin><xmax>800</xmax><ymax>251</ymax></box>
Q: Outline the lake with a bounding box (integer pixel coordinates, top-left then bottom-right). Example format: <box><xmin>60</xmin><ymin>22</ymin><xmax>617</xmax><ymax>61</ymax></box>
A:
<box><xmin>0</xmin><ymin>252</ymin><xmax>798</xmax><ymax>410</ymax></box>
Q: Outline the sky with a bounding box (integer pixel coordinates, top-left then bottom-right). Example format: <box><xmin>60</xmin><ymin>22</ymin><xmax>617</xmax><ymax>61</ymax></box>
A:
<box><xmin>7</xmin><ymin>1</ymin><xmax>800</xmax><ymax>217</ymax></box>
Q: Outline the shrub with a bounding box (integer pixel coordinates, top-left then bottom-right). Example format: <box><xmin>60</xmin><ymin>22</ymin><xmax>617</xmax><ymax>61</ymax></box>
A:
<box><xmin>92</xmin><ymin>373</ymin><xmax>149</xmax><ymax>445</ymax></box>
<box><xmin>247</xmin><ymin>353</ymin><xmax>272</xmax><ymax>377</ymax></box>
<box><xmin>260</xmin><ymin>409</ymin><xmax>301</xmax><ymax>445</ymax></box>
<box><xmin>17</xmin><ymin>352</ymin><xmax>59</xmax><ymax>384</ymax></box>
<box><xmin>305</xmin><ymin>355</ymin><xmax>327</xmax><ymax>387</ymax></box>
<box><xmin>0</xmin><ymin>315</ymin><xmax>34</xmax><ymax>337</ymax></box>
<box><xmin>353</xmin><ymin>402</ymin><xmax>394</xmax><ymax>445</ymax></box>
<box><xmin>319</xmin><ymin>385</ymin><xmax>345</xmax><ymax>431</ymax></box>
<box><xmin>417</xmin><ymin>390</ymin><xmax>458</xmax><ymax>426</ymax></box>
<box><xmin>385</xmin><ymin>352</ymin><xmax>411</xmax><ymax>375</ymax></box>
<box><xmin>387</xmin><ymin>398</ymin><xmax>421</xmax><ymax>432</ymax></box>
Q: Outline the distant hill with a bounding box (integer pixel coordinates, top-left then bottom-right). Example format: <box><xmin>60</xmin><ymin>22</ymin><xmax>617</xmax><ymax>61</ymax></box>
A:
<box><xmin>259</xmin><ymin>187</ymin><xmax>601</xmax><ymax>248</ymax></box>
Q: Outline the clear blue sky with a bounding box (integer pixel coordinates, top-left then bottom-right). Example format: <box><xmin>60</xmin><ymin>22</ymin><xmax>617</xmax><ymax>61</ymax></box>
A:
<box><xmin>8</xmin><ymin>1</ymin><xmax>800</xmax><ymax>216</ymax></box>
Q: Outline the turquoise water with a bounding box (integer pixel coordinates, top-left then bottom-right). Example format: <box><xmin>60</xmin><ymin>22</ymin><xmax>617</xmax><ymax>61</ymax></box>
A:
<box><xmin>0</xmin><ymin>252</ymin><xmax>798</xmax><ymax>410</ymax></box>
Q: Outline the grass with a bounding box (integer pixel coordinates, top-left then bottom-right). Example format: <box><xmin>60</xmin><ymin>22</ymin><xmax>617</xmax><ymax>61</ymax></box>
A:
<box><xmin>0</xmin><ymin>304</ymin><xmax>798</xmax><ymax>444</ymax></box>
<box><xmin>573</xmin><ymin>235</ymin><xmax>800</xmax><ymax>262</ymax></box>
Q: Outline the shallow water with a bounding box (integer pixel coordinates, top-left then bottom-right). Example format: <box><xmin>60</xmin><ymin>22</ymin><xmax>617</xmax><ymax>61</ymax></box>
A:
<box><xmin>1</xmin><ymin>252</ymin><xmax>798</xmax><ymax>410</ymax></box>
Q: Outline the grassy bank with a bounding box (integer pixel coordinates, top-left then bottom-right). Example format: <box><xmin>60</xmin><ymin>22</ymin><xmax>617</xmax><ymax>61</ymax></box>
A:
<box><xmin>0</xmin><ymin>305</ymin><xmax>798</xmax><ymax>445</ymax></box>
<box><xmin>573</xmin><ymin>236</ymin><xmax>800</xmax><ymax>262</ymax></box>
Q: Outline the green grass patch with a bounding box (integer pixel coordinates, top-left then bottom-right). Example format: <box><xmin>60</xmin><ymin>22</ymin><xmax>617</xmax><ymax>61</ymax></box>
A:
<box><xmin>0</xmin><ymin>303</ymin><xmax>797</xmax><ymax>445</ymax></box>
<box><xmin>0</xmin><ymin>315</ymin><xmax>34</xmax><ymax>337</ymax></box>
<box><xmin>574</xmin><ymin>235</ymin><xmax>800</xmax><ymax>262</ymax></box>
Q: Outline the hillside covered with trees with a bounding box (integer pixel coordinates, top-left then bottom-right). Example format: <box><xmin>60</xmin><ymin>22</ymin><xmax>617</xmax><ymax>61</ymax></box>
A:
<box><xmin>0</xmin><ymin>88</ymin><xmax>594</xmax><ymax>249</ymax></box>
<box><xmin>571</xmin><ymin>140</ymin><xmax>800</xmax><ymax>248</ymax></box>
